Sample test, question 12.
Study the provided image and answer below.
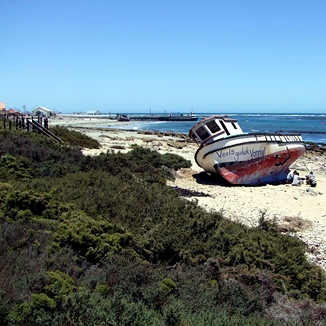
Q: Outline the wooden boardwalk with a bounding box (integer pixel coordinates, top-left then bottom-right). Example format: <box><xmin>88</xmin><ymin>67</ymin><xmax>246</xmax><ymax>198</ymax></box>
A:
<box><xmin>1</xmin><ymin>115</ymin><xmax>63</xmax><ymax>144</ymax></box>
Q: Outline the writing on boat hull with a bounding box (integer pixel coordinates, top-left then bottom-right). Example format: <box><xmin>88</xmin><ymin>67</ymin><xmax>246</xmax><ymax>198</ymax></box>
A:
<box><xmin>215</xmin><ymin>146</ymin><xmax>266</xmax><ymax>162</ymax></box>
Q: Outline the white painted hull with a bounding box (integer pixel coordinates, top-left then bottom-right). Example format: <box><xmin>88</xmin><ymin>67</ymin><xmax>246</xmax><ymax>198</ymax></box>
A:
<box><xmin>195</xmin><ymin>133</ymin><xmax>305</xmax><ymax>185</ymax></box>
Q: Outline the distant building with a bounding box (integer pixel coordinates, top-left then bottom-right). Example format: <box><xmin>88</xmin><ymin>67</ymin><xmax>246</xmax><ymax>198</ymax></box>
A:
<box><xmin>86</xmin><ymin>110</ymin><xmax>102</xmax><ymax>115</ymax></box>
<box><xmin>8</xmin><ymin>108</ymin><xmax>19</xmax><ymax>115</ymax></box>
<box><xmin>0</xmin><ymin>102</ymin><xmax>5</xmax><ymax>114</ymax></box>
<box><xmin>0</xmin><ymin>104</ymin><xmax>23</xmax><ymax>116</ymax></box>
<box><xmin>31</xmin><ymin>106</ymin><xmax>53</xmax><ymax>118</ymax></box>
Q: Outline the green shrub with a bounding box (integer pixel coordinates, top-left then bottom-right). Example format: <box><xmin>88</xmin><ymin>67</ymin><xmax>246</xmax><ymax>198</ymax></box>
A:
<box><xmin>0</xmin><ymin>154</ymin><xmax>31</xmax><ymax>181</ymax></box>
<box><xmin>160</xmin><ymin>278</ymin><xmax>177</xmax><ymax>294</ymax></box>
<box><xmin>49</xmin><ymin>125</ymin><xmax>100</xmax><ymax>149</ymax></box>
<box><xmin>2</xmin><ymin>129</ymin><xmax>326</xmax><ymax>324</ymax></box>
<box><xmin>1</xmin><ymin>189</ymin><xmax>61</xmax><ymax>221</ymax></box>
<box><xmin>0</xmin><ymin>129</ymin><xmax>84</xmax><ymax>178</ymax></box>
<box><xmin>8</xmin><ymin>293</ymin><xmax>55</xmax><ymax>325</ymax></box>
<box><xmin>30</xmin><ymin>293</ymin><xmax>56</xmax><ymax>310</ymax></box>
<box><xmin>51</xmin><ymin>209</ymin><xmax>133</xmax><ymax>262</ymax></box>
<box><xmin>0</xmin><ymin>290</ymin><xmax>10</xmax><ymax>325</ymax></box>
<box><xmin>44</xmin><ymin>271</ymin><xmax>76</xmax><ymax>302</ymax></box>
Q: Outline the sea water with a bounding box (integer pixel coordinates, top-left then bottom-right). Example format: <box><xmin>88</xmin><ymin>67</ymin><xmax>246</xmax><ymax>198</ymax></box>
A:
<box><xmin>107</xmin><ymin>113</ymin><xmax>326</xmax><ymax>145</ymax></box>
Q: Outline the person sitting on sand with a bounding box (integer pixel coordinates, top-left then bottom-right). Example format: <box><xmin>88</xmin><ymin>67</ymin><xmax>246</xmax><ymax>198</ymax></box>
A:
<box><xmin>306</xmin><ymin>171</ymin><xmax>317</xmax><ymax>187</ymax></box>
<box><xmin>292</xmin><ymin>171</ymin><xmax>302</xmax><ymax>186</ymax></box>
<box><xmin>287</xmin><ymin>170</ymin><xmax>297</xmax><ymax>184</ymax></box>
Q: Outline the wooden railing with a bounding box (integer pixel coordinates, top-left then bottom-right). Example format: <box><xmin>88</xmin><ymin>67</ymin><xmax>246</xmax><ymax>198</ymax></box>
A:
<box><xmin>1</xmin><ymin>115</ymin><xmax>63</xmax><ymax>144</ymax></box>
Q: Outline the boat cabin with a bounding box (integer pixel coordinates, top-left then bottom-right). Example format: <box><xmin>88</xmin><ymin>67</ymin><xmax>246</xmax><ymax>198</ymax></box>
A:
<box><xmin>189</xmin><ymin>116</ymin><xmax>244</xmax><ymax>145</ymax></box>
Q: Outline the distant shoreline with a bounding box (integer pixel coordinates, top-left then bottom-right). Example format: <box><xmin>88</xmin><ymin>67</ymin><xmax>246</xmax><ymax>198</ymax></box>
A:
<box><xmin>50</xmin><ymin>116</ymin><xmax>326</xmax><ymax>149</ymax></box>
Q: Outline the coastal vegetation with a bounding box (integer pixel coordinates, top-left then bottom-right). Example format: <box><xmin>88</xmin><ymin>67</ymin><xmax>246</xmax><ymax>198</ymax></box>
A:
<box><xmin>49</xmin><ymin>125</ymin><xmax>101</xmax><ymax>149</ymax></box>
<box><xmin>1</xmin><ymin>127</ymin><xmax>326</xmax><ymax>325</ymax></box>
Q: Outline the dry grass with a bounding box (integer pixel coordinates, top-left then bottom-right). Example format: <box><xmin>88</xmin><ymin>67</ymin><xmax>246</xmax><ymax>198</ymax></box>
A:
<box><xmin>279</xmin><ymin>216</ymin><xmax>312</xmax><ymax>233</ymax></box>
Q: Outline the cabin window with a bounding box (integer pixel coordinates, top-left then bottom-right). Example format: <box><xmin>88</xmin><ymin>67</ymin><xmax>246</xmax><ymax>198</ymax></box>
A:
<box><xmin>207</xmin><ymin>120</ymin><xmax>221</xmax><ymax>133</ymax></box>
<box><xmin>231</xmin><ymin>122</ymin><xmax>237</xmax><ymax>129</ymax></box>
<box><xmin>196</xmin><ymin>126</ymin><xmax>209</xmax><ymax>140</ymax></box>
<box><xmin>219</xmin><ymin>121</ymin><xmax>230</xmax><ymax>135</ymax></box>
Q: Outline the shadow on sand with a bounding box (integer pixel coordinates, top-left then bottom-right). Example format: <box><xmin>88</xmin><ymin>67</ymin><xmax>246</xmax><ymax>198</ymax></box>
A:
<box><xmin>191</xmin><ymin>171</ymin><xmax>284</xmax><ymax>187</ymax></box>
<box><xmin>192</xmin><ymin>171</ymin><xmax>232</xmax><ymax>187</ymax></box>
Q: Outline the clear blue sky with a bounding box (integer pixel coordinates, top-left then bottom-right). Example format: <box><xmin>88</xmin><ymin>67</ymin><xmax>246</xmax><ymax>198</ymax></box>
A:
<box><xmin>1</xmin><ymin>0</ymin><xmax>325</xmax><ymax>114</ymax></box>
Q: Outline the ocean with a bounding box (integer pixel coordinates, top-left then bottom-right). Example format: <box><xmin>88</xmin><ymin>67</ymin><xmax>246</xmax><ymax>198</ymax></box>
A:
<box><xmin>107</xmin><ymin>113</ymin><xmax>326</xmax><ymax>145</ymax></box>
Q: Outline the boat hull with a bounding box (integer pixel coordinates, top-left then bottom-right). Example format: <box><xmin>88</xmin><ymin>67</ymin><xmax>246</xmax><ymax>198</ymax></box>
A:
<box><xmin>194</xmin><ymin>134</ymin><xmax>306</xmax><ymax>185</ymax></box>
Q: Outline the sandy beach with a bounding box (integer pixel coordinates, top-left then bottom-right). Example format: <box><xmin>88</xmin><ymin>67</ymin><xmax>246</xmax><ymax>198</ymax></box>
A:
<box><xmin>50</xmin><ymin>117</ymin><xmax>326</xmax><ymax>270</ymax></box>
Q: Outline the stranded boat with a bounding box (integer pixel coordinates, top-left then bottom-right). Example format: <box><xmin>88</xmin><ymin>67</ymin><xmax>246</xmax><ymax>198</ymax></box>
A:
<box><xmin>115</xmin><ymin>114</ymin><xmax>130</xmax><ymax>122</ymax></box>
<box><xmin>189</xmin><ymin>115</ymin><xmax>306</xmax><ymax>185</ymax></box>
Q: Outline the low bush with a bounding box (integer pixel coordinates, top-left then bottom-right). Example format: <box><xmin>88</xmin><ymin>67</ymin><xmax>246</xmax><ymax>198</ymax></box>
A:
<box><xmin>49</xmin><ymin>125</ymin><xmax>100</xmax><ymax>149</ymax></box>
<box><xmin>1</xmin><ymin>128</ymin><xmax>326</xmax><ymax>324</ymax></box>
